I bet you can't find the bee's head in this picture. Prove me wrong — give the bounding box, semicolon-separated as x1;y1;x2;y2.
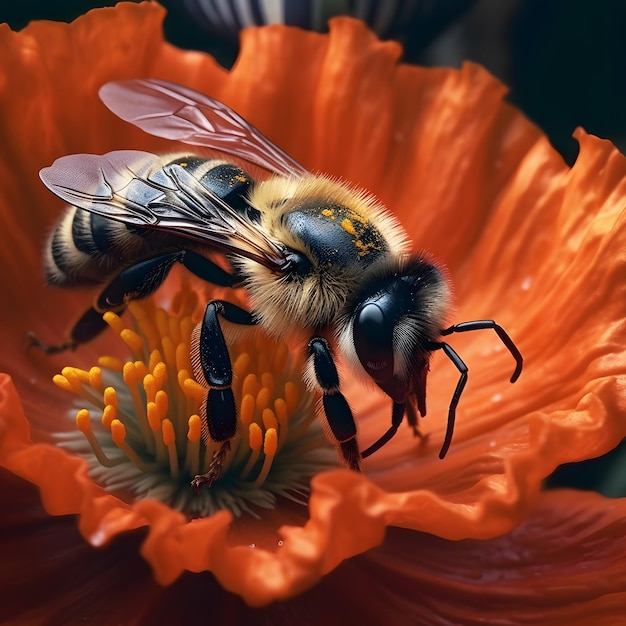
341;254;451;403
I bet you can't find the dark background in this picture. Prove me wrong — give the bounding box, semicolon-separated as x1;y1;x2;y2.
2;0;625;495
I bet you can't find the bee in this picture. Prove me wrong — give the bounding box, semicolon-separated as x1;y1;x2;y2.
35;79;523;488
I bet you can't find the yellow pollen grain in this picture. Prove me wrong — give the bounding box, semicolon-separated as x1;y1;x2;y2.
321;208;335;218
102;404;117;428
341;218;357;236
240;393;255;425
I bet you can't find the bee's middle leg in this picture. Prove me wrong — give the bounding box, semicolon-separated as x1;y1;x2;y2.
308;336;361;471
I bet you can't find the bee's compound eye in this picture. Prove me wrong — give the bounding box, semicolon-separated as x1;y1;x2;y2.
353;302;394;383
283;248;313;277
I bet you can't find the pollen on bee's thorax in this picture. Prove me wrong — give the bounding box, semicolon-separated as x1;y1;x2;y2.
52;287;335;518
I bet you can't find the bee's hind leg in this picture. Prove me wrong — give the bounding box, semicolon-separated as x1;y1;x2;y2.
191;300;256;491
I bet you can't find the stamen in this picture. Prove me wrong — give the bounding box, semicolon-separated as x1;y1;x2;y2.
54;293;337;518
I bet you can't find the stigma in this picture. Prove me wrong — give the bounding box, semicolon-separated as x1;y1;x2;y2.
53;288;335;518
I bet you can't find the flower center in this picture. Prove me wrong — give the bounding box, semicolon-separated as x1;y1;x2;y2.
53;287;336;518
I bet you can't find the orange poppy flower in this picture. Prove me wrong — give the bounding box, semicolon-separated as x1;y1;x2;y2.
1;2;626;621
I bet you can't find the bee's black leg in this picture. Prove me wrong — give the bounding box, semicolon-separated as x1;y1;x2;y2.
191;300;256;490
441;320;523;383
29;251;236;353
179;250;235;287
429;341;468;459
360;401;405;458
308;337;361;471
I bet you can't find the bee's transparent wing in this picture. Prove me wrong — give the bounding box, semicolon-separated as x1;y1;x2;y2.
39;150;287;270
99;79;308;178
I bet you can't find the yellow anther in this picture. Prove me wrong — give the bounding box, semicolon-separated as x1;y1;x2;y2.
263;428;278;457
155;308;170;339
233;352;251;379
102;404;117;428
256;386;271;412
162;419;176;446
273;342;289;371
143;374;158;403
63;366;90;383
261;372;275;397
182;377;207;403
274;398;288;427
248;423;263;451
240;393;255;425
187;414;202;442
103;386;118;409
242;373;259;398
169;315;182;345
176;342;192;373
123;361;138;386
61;367;82;389
103;311;125;335
262;408;278;431
161;336;177;370
88;367;103;390
148;349;163;373
133;360;148;381
98;356;125;371
180;317;195;345
76;409;91;434
285;381;298;412
155;389;169;417
147;401;164;432
52;374;73;393
120;328;144;353
110;419;126;446
152;362;168;388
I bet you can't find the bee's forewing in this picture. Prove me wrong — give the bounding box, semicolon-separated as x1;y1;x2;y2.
99;79;308;178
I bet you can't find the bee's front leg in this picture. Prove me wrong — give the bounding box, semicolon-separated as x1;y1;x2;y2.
308;337;361;471
191;300;256;491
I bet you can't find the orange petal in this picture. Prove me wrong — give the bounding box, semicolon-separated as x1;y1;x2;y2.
2;1;626;607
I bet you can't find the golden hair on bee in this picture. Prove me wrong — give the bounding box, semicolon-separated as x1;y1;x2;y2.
235;174;411;339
